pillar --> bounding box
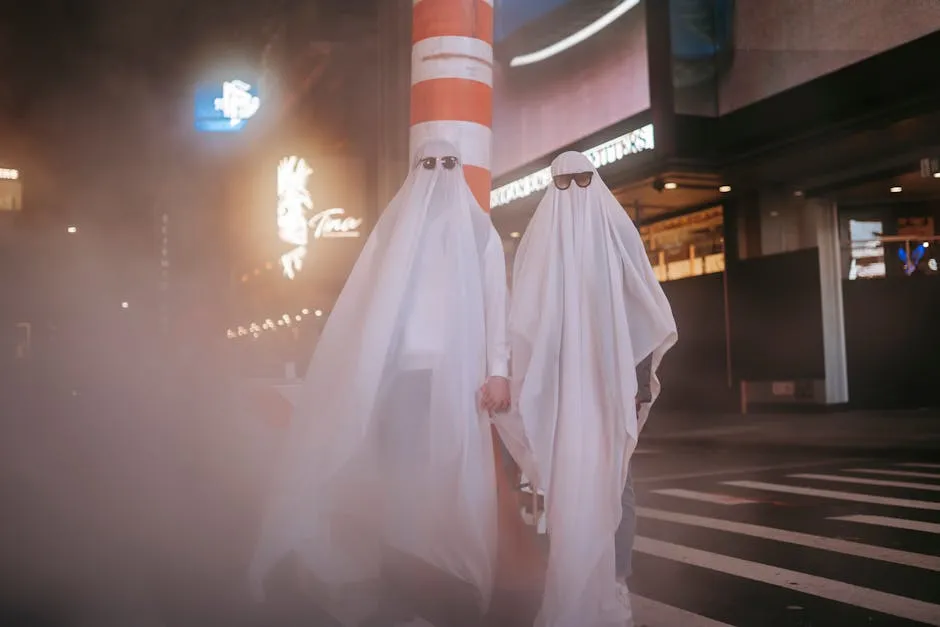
[411,1,545,603]
[411,0,494,209]
[814,199,850,404]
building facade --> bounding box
[488,0,940,410]
[221,1,409,380]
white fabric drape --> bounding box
[249,140,507,614]
[496,151,677,627]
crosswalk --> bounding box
[624,461,940,626]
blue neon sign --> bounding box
[194,79,261,133]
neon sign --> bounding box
[277,156,363,279]
[215,80,260,127]
[194,78,260,132]
[490,124,654,208]
[898,243,927,276]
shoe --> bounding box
[614,579,635,627]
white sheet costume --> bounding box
[497,151,677,627]
[249,140,510,619]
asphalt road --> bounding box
[257,445,940,627]
[3,411,939,627]
[623,445,940,627]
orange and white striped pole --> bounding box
[412,0,546,595]
[410,0,494,210]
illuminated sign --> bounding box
[509,0,641,67]
[215,80,260,127]
[490,123,654,208]
[194,79,260,132]
[0,168,22,211]
[277,156,363,279]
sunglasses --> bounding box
[553,172,594,190]
[418,156,460,171]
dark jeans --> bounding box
[613,466,635,580]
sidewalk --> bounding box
[641,408,940,453]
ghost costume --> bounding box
[496,151,677,627]
[249,140,510,619]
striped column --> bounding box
[411,0,494,210]
[412,2,546,597]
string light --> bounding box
[226,306,326,340]
[239,258,286,284]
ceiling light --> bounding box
[718,185,731,193]
[314,310,323,317]
[663,182,678,190]
[934,172,940,178]
[509,232,521,239]
[121,302,129,309]
[793,190,804,197]
[67,226,77,234]
[890,186,902,193]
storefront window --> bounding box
[843,216,938,280]
[641,206,725,282]
[846,220,886,280]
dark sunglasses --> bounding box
[553,172,594,190]
[418,156,460,171]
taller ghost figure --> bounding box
[499,151,678,627]
[250,140,511,624]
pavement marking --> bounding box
[723,480,940,511]
[638,507,940,572]
[828,514,940,535]
[634,536,940,626]
[635,457,869,485]
[651,488,760,505]
[789,473,940,493]
[631,593,735,627]
[845,468,940,480]
[899,463,940,470]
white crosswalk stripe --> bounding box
[625,464,940,624]
[722,479,940,510]
[637,506,940,571]
[631,593,735,627]
[828,514,940,535]
[634,536,940,626]
[651,488,760,505]
[845,467,940,480]
[789,472,940,492]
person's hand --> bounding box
[481,376,511,415]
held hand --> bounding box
[481,376,511,415]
